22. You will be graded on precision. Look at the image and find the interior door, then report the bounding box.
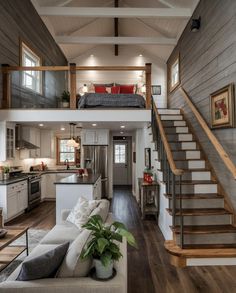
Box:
[113,142,128,185]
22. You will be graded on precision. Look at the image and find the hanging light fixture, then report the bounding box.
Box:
[67,123,79,148]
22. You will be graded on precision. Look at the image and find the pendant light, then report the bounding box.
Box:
[67,123,79,148]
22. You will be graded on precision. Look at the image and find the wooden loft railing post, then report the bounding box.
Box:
[145,63,152,109]
[1,64,11,109]
[69,63,77,109]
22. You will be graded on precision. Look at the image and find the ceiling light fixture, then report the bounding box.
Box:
[90,54,94,57]
[139,54,143,57]
[120,125,125,129]
[39,123,44,127]
[92,123,97,127]
[120,131,124,134]
[67,123,79,148]
[191,17,201,32]
[60,127,65,131]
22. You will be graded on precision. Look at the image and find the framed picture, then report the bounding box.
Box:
[152,85,161,95]
[169,54,180,93]
[210,84,235,129]
[144,148,151,170]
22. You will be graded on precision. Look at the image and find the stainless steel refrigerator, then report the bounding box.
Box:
[83,145,108,198]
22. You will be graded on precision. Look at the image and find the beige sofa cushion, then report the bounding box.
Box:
[40,222,80,245]
[57,229,92,278]
[89,199,110,222]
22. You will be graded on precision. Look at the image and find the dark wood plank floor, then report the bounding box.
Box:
[6,188,236,293]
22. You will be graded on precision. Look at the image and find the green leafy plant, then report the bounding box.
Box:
[61,90,70,103]
[81,215,137,267]
[3,166,10,174]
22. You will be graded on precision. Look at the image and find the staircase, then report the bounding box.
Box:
[150,107,236,267]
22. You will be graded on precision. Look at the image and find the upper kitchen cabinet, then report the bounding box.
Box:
[82,129,109,145]
[0,122,15,161]
[40,130,55,158]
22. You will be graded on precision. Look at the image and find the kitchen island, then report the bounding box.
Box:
[55,173,101,223]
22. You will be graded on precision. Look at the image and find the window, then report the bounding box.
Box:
[57,138,75,164]
[114,144,126,164]
[21,42,42,94]
[169,54,180,92]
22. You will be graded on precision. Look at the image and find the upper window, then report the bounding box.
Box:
[169,54,180,92]
[21,42,42,94]
[57,138,75,165]
[114,144,126,164]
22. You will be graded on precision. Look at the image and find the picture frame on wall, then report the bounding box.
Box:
[144,148,151,170]
[152,85,161,95]
[210,83,235,129]
[169,54,180,93]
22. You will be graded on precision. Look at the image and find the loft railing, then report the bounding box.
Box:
[151,97,185,248]
[1,63,152,110]
[180,87,236,180]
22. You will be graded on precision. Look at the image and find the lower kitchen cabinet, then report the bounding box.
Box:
[0,180,28,222]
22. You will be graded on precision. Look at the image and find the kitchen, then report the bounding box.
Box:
[0,122,111,224]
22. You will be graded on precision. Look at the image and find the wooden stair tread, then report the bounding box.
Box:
[157,168,210,172]
[165,240,236,258]
[164,193,224,199]
[171,225,236,234]
[174,158,204,161]
[168,140,196,143]
[167,208,231,216]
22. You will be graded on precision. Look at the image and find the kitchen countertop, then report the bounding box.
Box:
[0,176,29,185]
[54,173,101,185]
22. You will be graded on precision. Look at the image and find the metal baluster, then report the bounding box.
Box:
[179,175,184,249]
[172,172,176,227]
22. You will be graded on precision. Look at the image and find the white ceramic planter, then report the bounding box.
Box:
[94,259,113,279]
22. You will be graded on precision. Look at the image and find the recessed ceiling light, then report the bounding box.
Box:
[92,123,97,127]
[61,127,65,131]
[120,125,125,129]
[90,54,94,57]
[120,131,124,134]
[39,123,44,127]
[139,54,143,57]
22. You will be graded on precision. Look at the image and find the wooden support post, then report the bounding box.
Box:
[145,63,152,109]
[114,0,119,56]
[1,64,11,109]
[69,63,77,109]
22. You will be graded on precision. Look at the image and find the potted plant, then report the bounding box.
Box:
[81,215,137,279]
[61,90,70,108]
[3,166,10,180]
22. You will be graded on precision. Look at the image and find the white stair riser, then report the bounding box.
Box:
[158,109,180,115]
[176,233,236,245]
[186,151,201,159]
[161,115,183,121]
[176,127,189,133]
[174,121,186,126]
[181,142,197,150]
[178,134,193,141]
[157,170,163,181]
[169,198,224,209]
[188,160,205,169]
[191,171,211,181]
[175,215,232,226]
[178,184,217,194]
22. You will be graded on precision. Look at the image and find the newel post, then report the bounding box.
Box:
[145,63,152,110]
[1,64,11,109]
[69,63,77,109]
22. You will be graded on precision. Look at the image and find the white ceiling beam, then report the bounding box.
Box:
[38,7,192,18]
[55,36,176,45]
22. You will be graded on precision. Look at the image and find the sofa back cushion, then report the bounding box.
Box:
[89,199,110,222]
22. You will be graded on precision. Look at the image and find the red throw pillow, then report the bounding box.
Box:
[95,86,107,93]
[111,86,120,94]
[119,85,135,94]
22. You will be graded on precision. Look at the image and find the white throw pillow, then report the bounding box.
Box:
[66,197,98,229]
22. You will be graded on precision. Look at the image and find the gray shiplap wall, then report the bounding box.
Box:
[167,0,236,208]
[0,0,67,108]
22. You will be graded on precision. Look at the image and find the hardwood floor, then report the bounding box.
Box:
[5,189,236,292]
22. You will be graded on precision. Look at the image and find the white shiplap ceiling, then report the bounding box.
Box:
[32,0,199,61]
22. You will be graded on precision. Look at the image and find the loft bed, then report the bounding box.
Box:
[1,63,152,110]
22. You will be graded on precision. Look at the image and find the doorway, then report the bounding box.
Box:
[113,137,132,186]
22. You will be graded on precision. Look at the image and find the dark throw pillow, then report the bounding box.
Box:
[16,242,70,281]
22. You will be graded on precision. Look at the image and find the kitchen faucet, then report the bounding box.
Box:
[64,159,70,170]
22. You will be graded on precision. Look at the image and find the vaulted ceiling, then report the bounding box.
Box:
[32,0,199,62]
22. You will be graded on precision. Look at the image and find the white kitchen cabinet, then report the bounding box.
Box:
[0,180,28,222]
[0,122,15,161]
[82,129,109,145]
[40,130,54,158]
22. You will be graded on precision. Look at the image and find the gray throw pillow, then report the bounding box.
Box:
[16,242,69,281]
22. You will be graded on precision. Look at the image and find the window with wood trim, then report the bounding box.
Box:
[21,42,42,94]
[57,138,75,165]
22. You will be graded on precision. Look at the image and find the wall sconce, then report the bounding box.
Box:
[191,17,201,32]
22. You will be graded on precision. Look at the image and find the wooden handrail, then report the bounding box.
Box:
[1,66,69,72]
[180,86,236,180]
[75,66,146,71]
[153,102,184,176]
